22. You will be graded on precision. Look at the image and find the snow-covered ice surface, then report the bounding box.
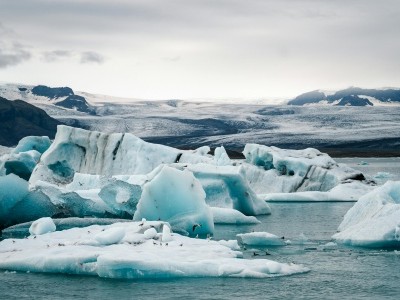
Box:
[333,181,400,248]
[0,220,309,279]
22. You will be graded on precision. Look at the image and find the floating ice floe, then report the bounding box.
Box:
[242,144,374,201]
[237,232,286,246]
[211,207,260,224]
[333,181,400,248]
[0,220,309,279]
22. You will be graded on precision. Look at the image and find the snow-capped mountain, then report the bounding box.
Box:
[0,83,95,114]
[1,83,400,155]
[288,87,400,106]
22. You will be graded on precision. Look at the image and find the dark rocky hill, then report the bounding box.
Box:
[289,87,400,106]
[0,96,62,147]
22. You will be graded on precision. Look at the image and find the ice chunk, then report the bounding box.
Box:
[214,146,231,166]
[333,181,400,248]
[6,190,59,228]
[12,136,51,155]
[0,174,29,228]
[237,232,286,246]
[143,227,158,240]
[0,221,309,278]
[174,163,271,215]
[99,180,141,216]
[211,207,260,224]
[133,166,214,235]
[260,181,374,202]
[161,224,172,242]
[29,217,56,235]
[95,227,126,245]
[242,144,373,199]
[30,125,213,185]
[218,239,240,250]
[0,150,41,180]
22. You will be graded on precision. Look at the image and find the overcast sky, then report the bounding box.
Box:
[0,0,399,100]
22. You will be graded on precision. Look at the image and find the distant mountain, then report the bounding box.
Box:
[0,96,61,147]
[288,87,400,106]
[0,84,95,114]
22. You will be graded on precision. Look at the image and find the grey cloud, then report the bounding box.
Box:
[80,51,105,64]
[42,50,73,62]
[0,48,31,68]
[0,23,31,68]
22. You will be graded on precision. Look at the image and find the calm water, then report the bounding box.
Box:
[1,158,400,299]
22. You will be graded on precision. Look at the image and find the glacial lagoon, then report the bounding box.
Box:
[1,158,399,299]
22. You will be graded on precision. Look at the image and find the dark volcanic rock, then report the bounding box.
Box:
[31,85,74,99]
[335,95,373,106]
[289,87,400,106]
[288,90,327,105]
[56,95,94,114]
[0,96,62,147]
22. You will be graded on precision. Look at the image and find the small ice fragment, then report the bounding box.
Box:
[161,224,172,242]
[143,227,157,240]
[29,217,56,235]
[95,227,125,245]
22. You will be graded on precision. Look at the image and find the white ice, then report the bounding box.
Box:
[237,232,286,246]
[333,181,400,248]
[133,165,214,235]
[29,217,56,235]
[0,220,309,279]
[211,207,260,224]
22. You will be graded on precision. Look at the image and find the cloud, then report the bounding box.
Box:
[80,51,105,64]
[42,50,73,62]
[0,48,31,68]
[0,23,31,68]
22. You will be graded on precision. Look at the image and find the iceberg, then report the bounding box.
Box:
[242,144,374,201]
[0,174,29,228]
[237,232,286,246]
[0,150,41,180]
[333,181,400,248]
[174,163,271,215]
[0,220,309,278]
[30,125,213,185]
[12,136,51,155]
[133,165,214,235]
[0,136,51,180]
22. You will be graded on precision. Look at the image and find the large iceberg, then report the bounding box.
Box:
[242,144,374,201]
[333,181,400,248]
[174,163,271,215]
[0,220,309,278]
[30,125,212,185]
[133,165,214,235]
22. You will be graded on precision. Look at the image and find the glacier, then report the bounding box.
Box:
[0,220,309,279]
[333,181,400,248]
